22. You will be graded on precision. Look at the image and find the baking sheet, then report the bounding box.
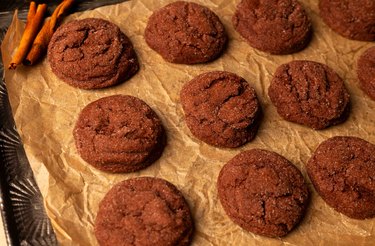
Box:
[2,0,375,245]
[0,9,58,246]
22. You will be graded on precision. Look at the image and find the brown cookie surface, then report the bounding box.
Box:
[319,0,375,41]
[268,60,350,129]
[144,1,227,64]
[357,46,375,100]
[48,18,139,89]
[95,177,194,246]
[217,149,309,237]
[73,95,165,173]
[307,136,375,219]
[180,71,261,148]
[232,0,312,54]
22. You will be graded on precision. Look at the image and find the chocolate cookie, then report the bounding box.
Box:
[268,60,350,129]
[144,1,227,64]
[95,177,194,246]
[48,18,139,89]
[232,0,312,55]
[180,71,261,148]
[357,46,375,100]
[73,95,165,173]
[217,149,309,237]
[307,136,375,219]
[319,0,375,41]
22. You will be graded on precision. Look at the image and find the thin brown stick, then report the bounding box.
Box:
[26,1,37,28]
[8,2,47,69]
[24,0,75,66]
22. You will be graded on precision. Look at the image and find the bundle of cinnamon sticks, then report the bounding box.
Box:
[8,0,75,69]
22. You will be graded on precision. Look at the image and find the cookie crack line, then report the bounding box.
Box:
[122,195,176,232]
[307,136,375,219]
[313,156,373,195]
[167,6,218,35]
[219,83,244,105]
[60,27,90,54]
[284,64,307,113]
[166,16,223,55]
[203,76,228,89]
[189,94,254,133]
[251,1,299,28]
[184,2,222,39]
[218,149,309,237]
[49,18,138,89]
[145,1,226,64]
[234,0,312,54]
[181,71,261,147]
[286,65,309,106]
[95,178,193,246]
[270,60,350,129]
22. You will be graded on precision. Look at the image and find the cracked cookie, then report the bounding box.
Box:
[307,136,375,219]
[180,71,261,148]
[73,95,165,173]
[268,60,350,129]
[95,177,194,246]
[48,18,139,89]
[357,46,375,100]
[144,1,227,64]
[217,149,309,237]
[232,0,312,55]
[319,0,375,41]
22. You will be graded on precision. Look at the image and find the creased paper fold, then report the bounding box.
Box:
[2,0,375,245]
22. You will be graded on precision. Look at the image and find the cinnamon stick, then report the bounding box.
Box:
[26,1,37,28]
[8,2,47,69]
[24,0,75,66]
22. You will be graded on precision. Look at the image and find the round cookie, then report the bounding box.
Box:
[319,0,375,41]
[144,1,227,64]
[232,0,312,55]
[307,136,375,219]
[48,18,139,89]
[217,149,309,237]
[357,46,375,100]
[95,177,194,246]
[180,71,261,148]
[73,95,165,173]
[268,60,350,130]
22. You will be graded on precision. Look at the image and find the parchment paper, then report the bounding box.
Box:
[2,0,375,245]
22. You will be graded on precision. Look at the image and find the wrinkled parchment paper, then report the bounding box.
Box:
[2,0,375,245]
